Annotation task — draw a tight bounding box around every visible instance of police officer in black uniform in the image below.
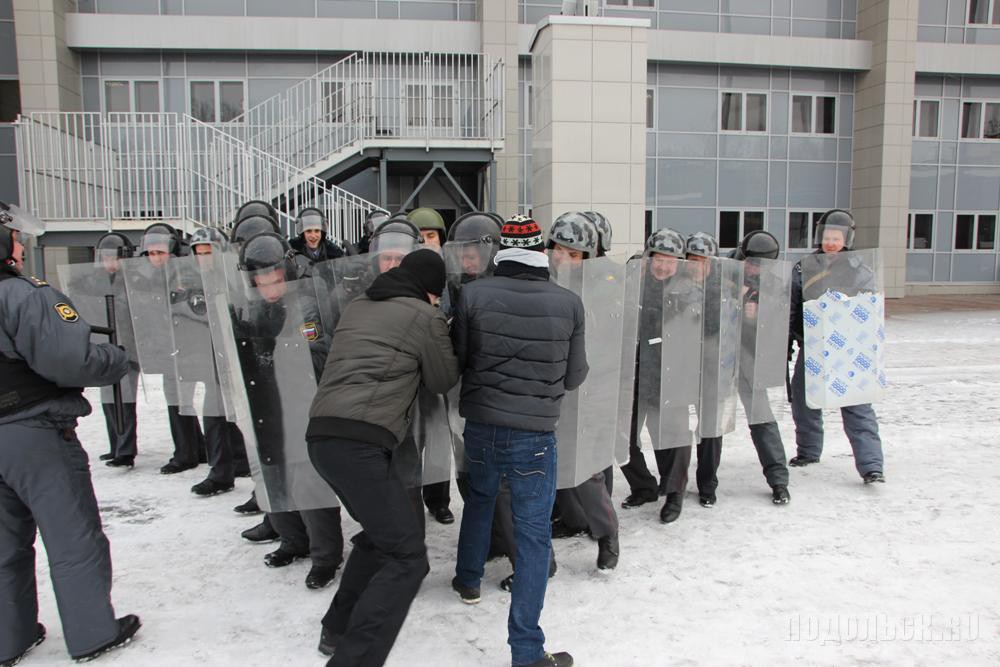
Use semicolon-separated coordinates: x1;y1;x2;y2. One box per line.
0;202;140;664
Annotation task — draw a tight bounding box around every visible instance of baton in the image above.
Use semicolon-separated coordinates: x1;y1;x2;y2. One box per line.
89;296;127;436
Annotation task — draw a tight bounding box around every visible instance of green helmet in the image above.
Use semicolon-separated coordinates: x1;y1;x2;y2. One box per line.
407;207;446;233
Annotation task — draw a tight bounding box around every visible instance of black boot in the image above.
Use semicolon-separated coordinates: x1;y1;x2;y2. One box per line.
105;456;134;468
264;548;306;568
521;651;574;666
233;494;261;515
659;492;683;524
771;485;791;504
620;488;658;509
789;456;819;467
70;615;140;662
99;452;115;461
501;556;557;592
305;564;341;589
241;521;279;543
1;623;44;667
317;627;340;657
597;535;619;570
191;479;235;497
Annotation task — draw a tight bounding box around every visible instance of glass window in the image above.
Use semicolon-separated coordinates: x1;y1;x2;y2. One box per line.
969;0;991;23
721;92;742;131
961;102;982;138
635;0;654;5
792;95;812;133
978;215;996;249
133;81;159;113
646;88;654;129
985;103;1000;139
908;213;934;250
746;94;767;132
721;92;766;133
219;82;244;123
788;212;810;249
190;81;215;123
955;214;975;249
719;211;741;248
816;96;835;134
914;100;939;138
644;209;653;241
0;79;19;122
104;80;130;113
744;211;764;234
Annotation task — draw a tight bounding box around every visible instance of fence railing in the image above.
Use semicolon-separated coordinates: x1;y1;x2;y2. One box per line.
15;111;382;242
229;51;506;174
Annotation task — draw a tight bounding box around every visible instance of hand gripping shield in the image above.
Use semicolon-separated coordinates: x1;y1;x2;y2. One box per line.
551;254;630;489
695;257;743;439
738;257;793;425
800;249;886;409
310;254;376;334
206;269;339;512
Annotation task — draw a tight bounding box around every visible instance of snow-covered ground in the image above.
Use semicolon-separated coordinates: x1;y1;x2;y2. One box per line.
25;306;1000;666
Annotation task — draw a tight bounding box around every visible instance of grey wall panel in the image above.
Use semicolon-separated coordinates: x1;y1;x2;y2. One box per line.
247;0;315;16
719;134;768;159
97;0;158;13
938;166;956;209
0;154;17;204
917;26;945;42
773;0;792;15
163;78;186;113
769;162;787;206
179;0;244;16
80;53;99;76
162;54;185;76
721;0;771;15
958;143;1000;166
162;0;183;15
646;157;656;206
658;133;717;158
788;136;838;161
952;254;997;281
0;125;14;154
82;77;100;112
838;94;854;134
770;92;788;134
656;158;717;206
956;167;1000;210
100;54;161;77
842;20;855;38
766;208;786;245
663;0;720;11
660;65;718;88
248;79;298;107
911;140;940;165
941;99;959;140
966;29;1000;45
963;78;1000;99
836;162;852;208
246;55;318;78
787;161;835;207
656;207;716;235
78;0;96;12
906;253;934;281
838;138;852;161
791;19;841;38
657;88;717;132
915;74;944;97
933;252;952;281
935;211;953;250
646;131;656;156
792;0;842;20
769;135;788;159
720;16;771;34
400;2;458;20
718;159;767;206
0;23;16;77
940;141;958;164
772;18;791;35
185;55;247;77
0;0;12;19
790;70;839;93
943;76;962;98
318;0;378;18
719;67;770;90
918;0;948;25
909;165;938;209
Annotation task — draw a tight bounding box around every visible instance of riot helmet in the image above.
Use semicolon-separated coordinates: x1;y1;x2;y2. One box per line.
238;232;296;275
735;229;780;261
644;228;685;259
583;211;612;256
407;207;446;249
189;226;231;254
296;207;326;237
96;231;135;260
234;200;278;227
0;201;45;269
448;211;502;245
232;214;280;247
814;209;855;251
364;209;390;237
140;222;183;258
371;218;420;274
547;211;599;258
685;231;719;259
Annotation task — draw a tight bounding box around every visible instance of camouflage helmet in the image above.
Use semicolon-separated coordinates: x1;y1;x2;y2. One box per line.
407;207;446;232
448;211;502;244
814;208;856;249
735;229;780;261
547;211;599;257
644;228;686;259
685;231;719;259
582;211;612;255
189;226;231;253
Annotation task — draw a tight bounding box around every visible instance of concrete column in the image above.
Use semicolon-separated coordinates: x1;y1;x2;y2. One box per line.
14;0;81;113
479;0;519;217
530;16;648;255
850;0;917;298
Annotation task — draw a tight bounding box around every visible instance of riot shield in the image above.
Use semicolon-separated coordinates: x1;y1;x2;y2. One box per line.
800;249;886;409
739;257;793;425
412;389;454;486
202;250;247;423
165;255;227;417
614;257;641;463
57;260;140;404
696;257;743;439
311;254;376;335
656;262;704;450
551;255;629;489
443;239;496;307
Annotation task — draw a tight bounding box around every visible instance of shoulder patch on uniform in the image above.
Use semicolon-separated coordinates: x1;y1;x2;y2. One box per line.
54;303;79;322
299;321;319;342
17;275;48;287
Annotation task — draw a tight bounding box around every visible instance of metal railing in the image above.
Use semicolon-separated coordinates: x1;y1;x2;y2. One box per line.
229;51;506;174
15;111;382;241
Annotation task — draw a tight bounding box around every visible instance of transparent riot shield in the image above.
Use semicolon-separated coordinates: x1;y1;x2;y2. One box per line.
311;254;376;335
656;262;704;450
697;257;743;439
412;389;454;486
614;256;641;464
202;250;246;423
552;255;629;489
165;255;227;417
207;271;339;512
739;257;793;425
800;249;886;409
443;239;496;310
57;261;140;404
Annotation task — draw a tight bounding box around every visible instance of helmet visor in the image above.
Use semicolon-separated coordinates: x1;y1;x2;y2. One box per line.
1;204;45;238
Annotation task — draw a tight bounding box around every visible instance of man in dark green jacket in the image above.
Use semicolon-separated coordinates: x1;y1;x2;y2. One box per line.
306;248;459;667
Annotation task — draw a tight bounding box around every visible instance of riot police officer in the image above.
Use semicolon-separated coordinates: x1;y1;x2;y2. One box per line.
0;203;140;663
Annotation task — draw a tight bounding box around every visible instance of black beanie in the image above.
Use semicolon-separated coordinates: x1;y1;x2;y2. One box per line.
399;248;446;297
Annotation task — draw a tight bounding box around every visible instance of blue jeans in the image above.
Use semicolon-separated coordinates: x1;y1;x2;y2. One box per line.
454;421;557;666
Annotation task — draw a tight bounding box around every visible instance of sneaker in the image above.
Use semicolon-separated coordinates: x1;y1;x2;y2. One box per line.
159;460;197;475
551;520;588;539
789;456;819;467
771;485;791;505
659;492;683;524
191;479;235;497
241;521;279;544
105;456;134;468
317;627;340;657
597;535;619;570
305;564;341;589
233;495;261;515
501;558;558;591
518;651;574;667
98;452;115;461
863;471;886;484
264;548;306;568
1;623;45;667
431;506;455;525
699;493;717;508
71;614;140;662
620;488;658;509
451;576;480;604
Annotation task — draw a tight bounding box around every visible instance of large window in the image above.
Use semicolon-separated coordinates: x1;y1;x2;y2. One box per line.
646;88;654;130
955;214;997;250
190;81;244;123
0;79;20;122
606;0;655;6
104;80;160;114
960;101;1000;139
788;211;825;249
968;0;1000;23
907;213;934;250
791;95;836;134
719;210;764;249
912;100;940;138
720;92;767;133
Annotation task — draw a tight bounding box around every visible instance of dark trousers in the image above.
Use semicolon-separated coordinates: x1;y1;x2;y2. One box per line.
695;437;723;496
202;416;237;485
166;405;205;467
421;480;450;512
0;423;119;659
554;471;618;540
308;438;428;667
268;507;344;569
101;402;137;458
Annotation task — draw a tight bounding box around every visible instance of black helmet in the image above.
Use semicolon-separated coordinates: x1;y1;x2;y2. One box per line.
735;229;780;261
364;209;390;236
582;211;612;255
814;209;856;249
448;212;502;244
0;201;45;267
232;215;280;246
547;211;599;257
140;222;183;257
234;200;278;227
96;232;135;260
296;207;326;237
238;232;296;276
189;227;231;253
370;218;421;256
685;232;719;259
644;228;685;259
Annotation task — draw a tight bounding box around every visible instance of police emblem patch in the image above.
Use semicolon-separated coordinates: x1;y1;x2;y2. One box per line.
299;321;319;342
55;303;79;322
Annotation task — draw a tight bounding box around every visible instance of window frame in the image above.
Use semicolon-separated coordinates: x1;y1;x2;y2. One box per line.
789;93;837;136
967;0;1000;24
906;211;935;252
959;99;1000;140
953;212;998;252
646;87;655;130
787;210;826;250
719;90;768;134
605;0;656;7
188;79;245;124
912;98;941;139
102;79;161;115
717;209;765;250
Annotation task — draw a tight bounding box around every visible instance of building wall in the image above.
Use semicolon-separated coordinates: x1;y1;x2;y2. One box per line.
77;0;476;20
0;0;19;204
918;0;1000;44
